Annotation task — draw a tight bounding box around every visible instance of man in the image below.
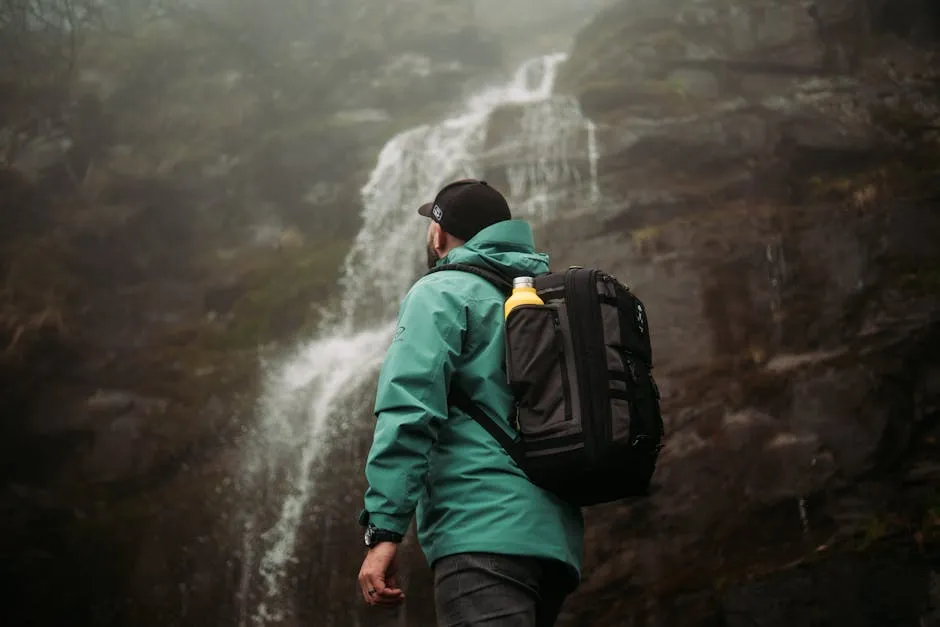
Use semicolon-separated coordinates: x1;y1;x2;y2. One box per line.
356;179;584;626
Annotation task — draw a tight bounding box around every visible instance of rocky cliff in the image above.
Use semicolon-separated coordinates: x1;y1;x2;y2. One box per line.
544;0;940;624
0;2;509;624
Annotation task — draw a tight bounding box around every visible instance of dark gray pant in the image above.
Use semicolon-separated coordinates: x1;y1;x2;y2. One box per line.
433;552;575;627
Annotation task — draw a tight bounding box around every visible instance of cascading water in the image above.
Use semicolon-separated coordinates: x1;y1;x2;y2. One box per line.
239;52;600;626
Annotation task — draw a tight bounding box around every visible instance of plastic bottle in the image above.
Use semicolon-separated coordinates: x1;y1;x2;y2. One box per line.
504;276;543;318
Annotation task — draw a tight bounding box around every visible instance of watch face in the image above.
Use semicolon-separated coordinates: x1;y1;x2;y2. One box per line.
364;526;373;547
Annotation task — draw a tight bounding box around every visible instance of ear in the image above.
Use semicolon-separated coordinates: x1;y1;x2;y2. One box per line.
430;223;447;254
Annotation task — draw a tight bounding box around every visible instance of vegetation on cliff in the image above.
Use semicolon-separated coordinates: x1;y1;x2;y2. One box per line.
1;2;509;624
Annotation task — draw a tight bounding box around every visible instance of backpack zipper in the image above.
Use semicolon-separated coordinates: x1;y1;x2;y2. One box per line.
552;313;574;421
564;268;600;461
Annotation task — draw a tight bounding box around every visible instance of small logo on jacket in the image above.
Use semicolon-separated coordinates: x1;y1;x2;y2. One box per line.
393;326;406;342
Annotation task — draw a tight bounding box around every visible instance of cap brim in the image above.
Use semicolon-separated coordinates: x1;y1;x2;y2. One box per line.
417;202;433;217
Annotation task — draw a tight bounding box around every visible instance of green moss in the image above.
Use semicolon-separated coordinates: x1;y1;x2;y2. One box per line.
595;475;940;614
225;238;351;342
898;266;940;295
857;516;894;549
156;236;351;360
805;167;886;204
803;107;940;207
576;77;704;119
556;0;692;96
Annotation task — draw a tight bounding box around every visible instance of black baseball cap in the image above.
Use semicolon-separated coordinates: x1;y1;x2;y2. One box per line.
417;179;512;242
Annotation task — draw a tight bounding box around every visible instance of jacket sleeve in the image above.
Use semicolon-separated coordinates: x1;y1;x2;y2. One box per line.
361;277;467;535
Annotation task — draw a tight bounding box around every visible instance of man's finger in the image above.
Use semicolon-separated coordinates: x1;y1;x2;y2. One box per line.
359;571;382;605
378;585;404;600
367;573;404;605
360;571;392;606
366;572;389;598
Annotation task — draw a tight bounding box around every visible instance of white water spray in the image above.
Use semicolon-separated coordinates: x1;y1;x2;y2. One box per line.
242;52;600;625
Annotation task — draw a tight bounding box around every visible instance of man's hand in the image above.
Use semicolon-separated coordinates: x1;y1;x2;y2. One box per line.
358;542;405;606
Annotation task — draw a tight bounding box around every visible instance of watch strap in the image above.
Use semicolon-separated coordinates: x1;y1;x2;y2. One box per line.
364;523;403;547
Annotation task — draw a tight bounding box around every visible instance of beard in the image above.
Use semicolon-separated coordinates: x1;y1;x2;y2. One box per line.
425;243;439;270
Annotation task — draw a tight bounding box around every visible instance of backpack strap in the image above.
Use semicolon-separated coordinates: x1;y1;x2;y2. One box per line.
448;386;527;470
426;263;525;469
425;262;513;294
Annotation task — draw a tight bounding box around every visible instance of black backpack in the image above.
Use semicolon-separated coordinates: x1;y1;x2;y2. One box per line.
426;263;665;507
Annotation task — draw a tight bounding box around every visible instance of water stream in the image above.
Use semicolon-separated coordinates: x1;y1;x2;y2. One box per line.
239;52;601;626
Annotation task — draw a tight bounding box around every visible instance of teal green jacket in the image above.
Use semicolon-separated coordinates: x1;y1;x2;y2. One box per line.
361;219;584;582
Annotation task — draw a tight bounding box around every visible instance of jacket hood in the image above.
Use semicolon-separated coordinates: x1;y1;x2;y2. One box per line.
436;219;549;278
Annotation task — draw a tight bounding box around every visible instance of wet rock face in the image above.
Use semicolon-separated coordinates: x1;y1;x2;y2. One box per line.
540;193;939;595
0;4;511;626
555;0;939;219
721;540;936;627
543;199;940;624
583;539;939;627
480;97;599;216
540;0;940;624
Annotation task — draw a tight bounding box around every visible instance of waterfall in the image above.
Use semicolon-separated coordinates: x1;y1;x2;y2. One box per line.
239;52;600;626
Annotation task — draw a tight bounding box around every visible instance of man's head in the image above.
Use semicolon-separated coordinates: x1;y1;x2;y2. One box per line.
417;179;512;269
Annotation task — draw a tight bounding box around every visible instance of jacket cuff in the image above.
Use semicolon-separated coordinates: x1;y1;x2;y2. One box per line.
358;509;411;536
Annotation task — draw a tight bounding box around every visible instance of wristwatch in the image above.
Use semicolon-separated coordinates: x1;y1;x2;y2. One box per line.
364;523;403;548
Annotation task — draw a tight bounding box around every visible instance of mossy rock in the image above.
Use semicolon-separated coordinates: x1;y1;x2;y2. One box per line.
221;238;351;343
156;235;352;358
555;0;689;96
576;75;722;119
